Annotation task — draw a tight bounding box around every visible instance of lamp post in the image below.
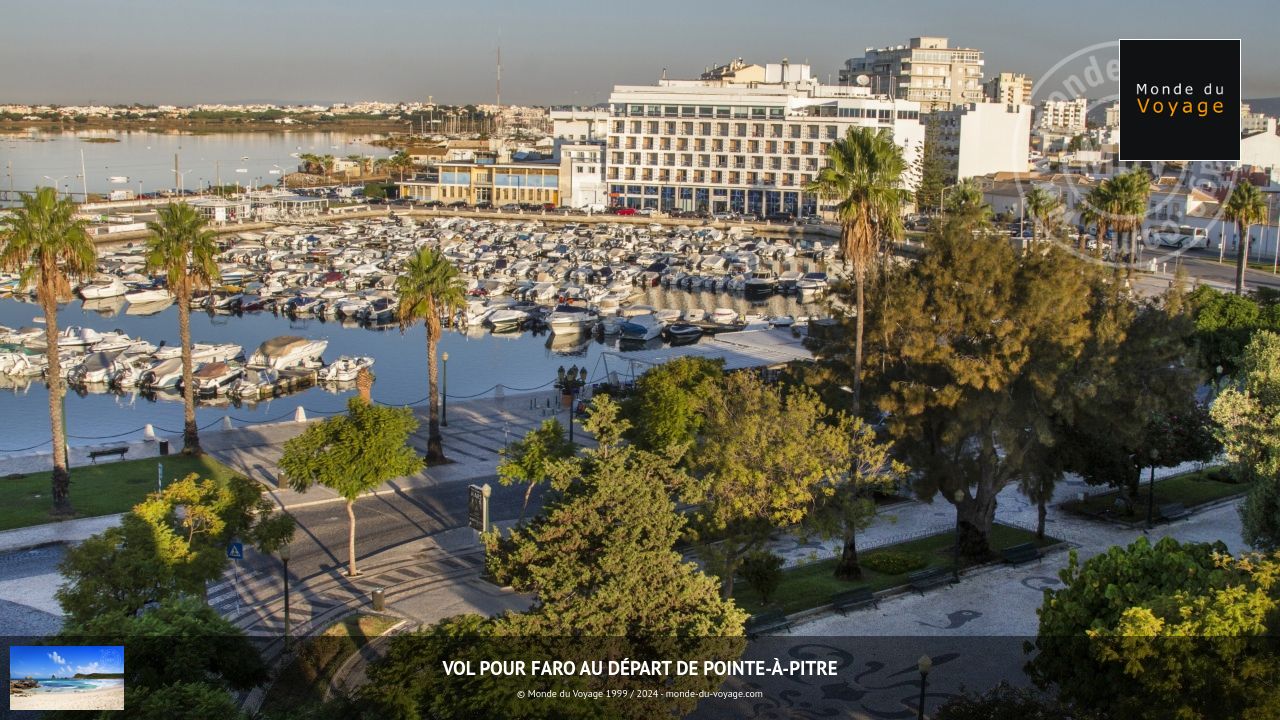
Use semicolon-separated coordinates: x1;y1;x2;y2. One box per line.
1146;448;1159;529
42;175;69;199
916;654;932;720
952;489;965;582
554;365;588;444
279;543;292;650
441;352;449;427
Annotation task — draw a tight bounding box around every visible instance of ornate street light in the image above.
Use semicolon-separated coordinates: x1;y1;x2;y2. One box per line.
916;654;932;720
441;352;449;427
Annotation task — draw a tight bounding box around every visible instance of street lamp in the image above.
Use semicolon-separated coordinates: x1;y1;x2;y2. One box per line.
279;542;292;650
1146;448;1160;529
952;489;965;581
916;654;932;720
441;352;449;427
554;365;589;443
42;175;69;199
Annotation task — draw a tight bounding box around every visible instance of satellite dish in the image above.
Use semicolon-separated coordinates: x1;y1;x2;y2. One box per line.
856;75;870;87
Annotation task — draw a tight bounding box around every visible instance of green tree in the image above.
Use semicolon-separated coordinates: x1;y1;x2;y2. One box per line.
1187;284;1268;376
1111;168;1152;264
686;372;853;595
739;550;785;605
145;203;221;454
1080;182;1115;256
1212;330;1280;548
397;247;467;461
1028;537;1280;720
915;121;947;212
1024;186;1063;244
805;126;909;413
496;417;574;518
619;356;723;459
279;397;423;576
1224;180;1268;296
934;682;1094;720
943;178;991;227
0;187;97;515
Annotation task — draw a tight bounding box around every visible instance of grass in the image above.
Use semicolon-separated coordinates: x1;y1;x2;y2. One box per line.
733;523;1057;617
1060;466;1248;520
261;613;401;714
0;454;238;531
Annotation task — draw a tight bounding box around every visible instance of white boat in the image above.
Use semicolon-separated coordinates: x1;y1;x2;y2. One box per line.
108;176;129;184
229;367;280;398
189;361;244;396
710;308;739;325
248;336;328;369
0;352;44;377
56;326;111;348
141;358;185;389
110;357;150;388
654;308;682;323
485;308;530;333
153;343;243;363
598;315;624;336
682;308;707;323
320;356;374;382
664;323;704;343
796;272;829;299
620;313;665;342
68;351;123;385
125;288;173;304
769;315;795;327
79;276;127;299
546;305;598;335
125;298;174;316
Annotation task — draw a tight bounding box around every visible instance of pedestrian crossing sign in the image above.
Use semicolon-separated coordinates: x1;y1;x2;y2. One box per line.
227;542;244;560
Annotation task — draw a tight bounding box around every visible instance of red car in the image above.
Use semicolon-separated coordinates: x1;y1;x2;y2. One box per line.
612;207;637;216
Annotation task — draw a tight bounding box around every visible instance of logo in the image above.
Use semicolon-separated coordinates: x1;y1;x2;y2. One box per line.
1119;39;1241;162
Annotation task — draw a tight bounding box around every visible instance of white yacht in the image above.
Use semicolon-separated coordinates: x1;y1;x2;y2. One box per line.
320;356;375;383
546;305;598;335
619;313;665;342
247;336;328;369
189;361;244;396
153;343;243;363
125;288;173;304
79;276;127;299
141;358;185;389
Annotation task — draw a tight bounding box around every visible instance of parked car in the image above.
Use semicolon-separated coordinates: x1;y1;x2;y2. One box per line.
475;202;493;210
445;200;467;208
765;212;795;223
611;207;637;216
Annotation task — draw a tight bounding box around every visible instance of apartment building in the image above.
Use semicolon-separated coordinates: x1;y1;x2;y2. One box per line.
983;72;1033;106
606;60;924;217
558;143;608;209
840;37;985;112
930;102;1033;181
398;160;560;206
1037;98;1087;133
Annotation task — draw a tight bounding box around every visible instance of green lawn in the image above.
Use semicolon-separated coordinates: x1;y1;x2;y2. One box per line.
1061;467;1247;520
733;523;1057;617
0;454;238;531
260;613;401;714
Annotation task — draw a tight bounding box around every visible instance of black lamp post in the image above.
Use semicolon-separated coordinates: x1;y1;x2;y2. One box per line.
1146;448;1159;529
441;352;449;427
917;654;932;720
280;543;292;650
555;365;588;443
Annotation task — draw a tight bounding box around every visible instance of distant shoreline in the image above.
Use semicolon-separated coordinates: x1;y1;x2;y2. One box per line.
0;118;413;135
10;679;124;711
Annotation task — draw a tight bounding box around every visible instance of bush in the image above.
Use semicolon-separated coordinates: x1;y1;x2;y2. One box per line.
861;550;927;575
935;682;1095;720
739;551;785;605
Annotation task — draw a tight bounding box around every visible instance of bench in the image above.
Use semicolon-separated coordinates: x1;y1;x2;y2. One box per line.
745;610;791;639
908;567;953;594
1159;503;1192;522
88;446;129;464
1001;542;1042;566
831;586;879;615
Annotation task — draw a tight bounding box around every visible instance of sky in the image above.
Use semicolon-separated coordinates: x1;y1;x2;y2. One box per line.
10;646;124;678
2;0;1278;105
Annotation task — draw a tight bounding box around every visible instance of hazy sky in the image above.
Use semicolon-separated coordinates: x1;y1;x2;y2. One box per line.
4;0;1278;105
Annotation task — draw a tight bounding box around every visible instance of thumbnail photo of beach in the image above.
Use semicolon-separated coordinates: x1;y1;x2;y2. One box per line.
9;645;125;711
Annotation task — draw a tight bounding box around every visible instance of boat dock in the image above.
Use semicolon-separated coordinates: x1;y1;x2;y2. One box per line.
235;367;318;401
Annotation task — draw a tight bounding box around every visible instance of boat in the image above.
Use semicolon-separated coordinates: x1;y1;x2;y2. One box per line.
597;315;624;336
248;336;328;369
56;326;112;349
125;288;173;304
654;308;683;323
109;357;150;388
320;356;375;383
125;298;174;316
710;308;739;325
769;315;795;327
188;361;244;397
153;343;242;363
485;308;531;333
228;367;280;399
0;352;44;377
682;308;707;323
743;271;777;298
796;272;829;299
546;304;598;335
619;313;665;342
68;351;124;385
664;323;704;344
140;358;185;389
79;276;127;299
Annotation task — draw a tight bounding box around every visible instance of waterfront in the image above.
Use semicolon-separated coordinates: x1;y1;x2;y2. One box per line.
0;288;812;453
0;129;392;201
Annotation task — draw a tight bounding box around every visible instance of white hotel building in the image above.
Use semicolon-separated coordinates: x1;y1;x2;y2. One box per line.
606;60;925;217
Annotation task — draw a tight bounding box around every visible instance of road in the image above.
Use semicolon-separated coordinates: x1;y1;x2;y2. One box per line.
1144;245;1280;290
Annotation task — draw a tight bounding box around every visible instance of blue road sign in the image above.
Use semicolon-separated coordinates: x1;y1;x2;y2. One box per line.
227;542;244;560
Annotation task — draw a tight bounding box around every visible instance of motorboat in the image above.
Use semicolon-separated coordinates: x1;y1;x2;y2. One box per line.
597;315;624;336
619;313;665;342
153;342;242;363
654;308;683;324
320;356;375;383
710;308;739;325
228;367;280;399
0;351;44;377
110;357;150;388
777;270;805;294
796;272;829;299
358;297;397;324
284;295;323;315
769;315;795;327
682;308;707;323
125;298;174;316
248;336;328;369
664;323;704;344
68;350;123;385
485;308;531;333
79;276;127;299
140;358;185;389
188;361;244;397
546;304;598;335
744;271;777;298
125;287;173;305
56;326;110;349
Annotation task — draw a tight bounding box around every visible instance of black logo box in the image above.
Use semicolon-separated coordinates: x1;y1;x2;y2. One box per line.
1119;39;1241;162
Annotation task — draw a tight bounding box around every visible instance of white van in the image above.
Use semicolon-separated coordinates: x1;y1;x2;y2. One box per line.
1149;224;1208;249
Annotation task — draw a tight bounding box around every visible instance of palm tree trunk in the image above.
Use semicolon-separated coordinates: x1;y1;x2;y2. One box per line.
178;278;200;454
42;284;72;516
346;498;358;577
835;516;862;580
852;270;865;415
425;317;444;461
1235;223;1250;295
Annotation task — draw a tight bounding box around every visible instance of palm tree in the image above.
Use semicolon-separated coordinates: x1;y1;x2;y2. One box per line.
145;203;221;454
805;127;908;413
1081;182;1114;257
1111;169;1151;264
1224;180;1268;295
943;178;992;228
397;247;467;461
1024;186;1062;244
0;187;97;516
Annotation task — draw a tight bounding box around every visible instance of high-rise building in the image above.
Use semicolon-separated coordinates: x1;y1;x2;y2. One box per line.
1104;102;1120;128
929;102;1033;181
606;60;925;216
840;37;985;112
983;72;1033;106
1036;98;1087;133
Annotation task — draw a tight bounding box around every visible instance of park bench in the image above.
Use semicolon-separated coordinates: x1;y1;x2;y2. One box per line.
88;446;129;464
907;567;953;594
745;610;791;639
1000;542;1042;566
1159;503;1192;522
831;586;879;615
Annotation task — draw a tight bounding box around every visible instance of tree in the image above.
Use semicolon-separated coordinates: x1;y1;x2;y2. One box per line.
145;203;221;454
1224;180;1268;295
279;397;422;576
943;178;992;226
56;474;294;622
805;126;909;414
686;372;853;596
738;550;784;605
934;683;1094;720
619;356;723;460
1080;182;1114;256
0;187;96;516
915;121;947;212
1024;186;1063;244
1111;169;1151;264
1028;537;1280;720
1212;330;1280;548
1187;284;1269;376
397;247;467;461
496;418;574;519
